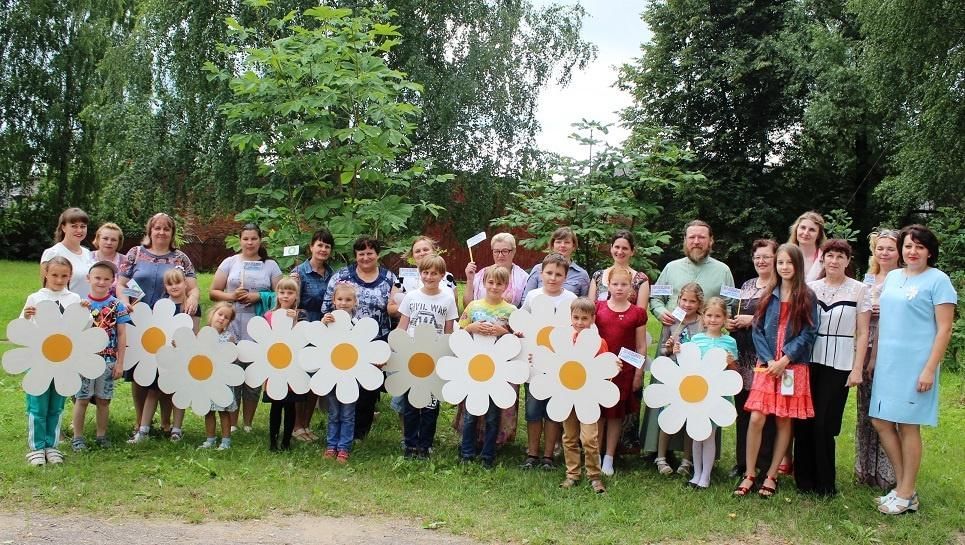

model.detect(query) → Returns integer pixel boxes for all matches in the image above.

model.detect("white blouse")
[808,277,871,371]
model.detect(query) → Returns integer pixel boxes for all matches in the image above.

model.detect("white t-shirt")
[399,289,458,335]
[41,242,94,299]
[521,287,576,312]
[21,288,83,318]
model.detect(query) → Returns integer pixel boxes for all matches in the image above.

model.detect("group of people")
[18,208,956,514]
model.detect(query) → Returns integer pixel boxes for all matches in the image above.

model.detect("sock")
[171,427,182,434]
[698,436,716,488]
[690,440,703,485]
[220,437,231,448]
[139,425,150,435]
[602,454,614,475]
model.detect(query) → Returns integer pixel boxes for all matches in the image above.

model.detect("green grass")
[0,259,963,544]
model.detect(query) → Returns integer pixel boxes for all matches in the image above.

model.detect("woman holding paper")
[209,223,283,433]
[727,239,779,478]
[464,232,529,307]
[118,212,200,439]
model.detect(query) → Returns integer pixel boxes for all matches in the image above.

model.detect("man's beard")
[686,247,709,262]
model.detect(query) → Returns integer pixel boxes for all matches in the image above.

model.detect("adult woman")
[120,213,200,441]
[92,223,125,270]
[209,224,283,433]
[41,207,94,298]
[398,236,458,309]
[855,229,899,489]
[323,235,399,440]
[735,244,818,498]
[290,228,336,440]
[521,226,590,300]
[871,225,956,514]
[794,239,870,496]
[464,232,529,307]
[588,230,650,454]
[727,239,779,477]
[788,211,827,282]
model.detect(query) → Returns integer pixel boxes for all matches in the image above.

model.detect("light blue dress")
[869,268,957,426]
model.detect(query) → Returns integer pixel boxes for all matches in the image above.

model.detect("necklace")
[820,278,847,301]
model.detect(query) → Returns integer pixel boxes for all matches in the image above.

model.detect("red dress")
[744,303,814,418]
[594,301,647,419]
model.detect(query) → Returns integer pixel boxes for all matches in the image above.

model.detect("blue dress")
[869,268,957,426]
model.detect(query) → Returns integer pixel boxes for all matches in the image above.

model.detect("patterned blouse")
[591,268,650,305]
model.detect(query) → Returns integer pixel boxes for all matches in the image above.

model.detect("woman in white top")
[794,239,870,495]
[40,207,94,298]
[788,211,827,282]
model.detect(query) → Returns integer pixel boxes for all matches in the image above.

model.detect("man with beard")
[649,220,735,326]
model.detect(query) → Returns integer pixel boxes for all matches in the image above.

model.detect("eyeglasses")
[752,255,774,262]
[871,229,899,241]
[492,249,513,256]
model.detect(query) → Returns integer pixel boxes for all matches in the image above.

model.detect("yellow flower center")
[188,355,214,381]
[679,374,709,403]
[267,342,292,369]
[536,326,554,352]
[42,334,72,363]
[559,361,587,390]
[468,354,495,382]
[332,343,359,371]
[408,352,435,378]
[141,327,166,354]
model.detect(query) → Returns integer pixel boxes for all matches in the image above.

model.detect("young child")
[560,297,611,493]
[22,257,82,465]
[593,267,648,477]
[458,266,515,468]
[263,278,305,451]
[396,254,457,459]
[520,253,575,470]
[163,267,202,330]
[683,296,738,489]
[198,302,239,450]
[322,282,361,462]
[71,261,132,451]
[643,281,705,477]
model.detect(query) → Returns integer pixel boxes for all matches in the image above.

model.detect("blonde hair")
[92,222,124,250]
[274,277,300,310]
[788,211,826,248]
[333,282,358,302]
[867,228,899,275]
[162,267,186,286]
[42,256,73,288]
[570,297,596,317]
[408,236,439,260]
[609,266,633,284]
[207,301,236,324]
[141,212,177,250]
[679,282,705,309]
[703,296,729,319]
[483,265,509,285]
[418,253,446,274]
[491,232,516,250]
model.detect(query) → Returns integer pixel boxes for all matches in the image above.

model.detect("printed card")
[466,231,487,247]
[781,368,795,396]
[671,306,688,322]
[283,245,300,257]
[650,284,673,297]
[618,347,645,369]
[399,267,419,279]
[720,285,742,299]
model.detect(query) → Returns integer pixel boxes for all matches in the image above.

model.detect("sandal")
[878,493,919,515]
[169,429,183,443]
[733,475,755,497]
[292,429,311,442]
[676,459,693,478]
[336,451,350,463]
[758,475,778,498]
[655,457,673,475]
[540,456,555,470]
[26,449,46,466]
[559,478,578,489]
[323,448,337,459]
[590,479,607,494]
[44,448,64,464]
[777,461,793,476]
[519,455,539,470]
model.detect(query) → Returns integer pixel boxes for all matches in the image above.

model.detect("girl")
[322,282,360,462]
[22,257,82,465]
[199,303,239,450]
[594,267,647,477]
[684,297,738,489]
[130,268,198,444]
[735,244,818,498]
[264,278,305,451]
[643,282,704,477]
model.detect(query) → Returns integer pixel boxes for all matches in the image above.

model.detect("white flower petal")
[334,378,361,404]
[464,390,492,416]
[658,403,687,435]
[572,397,602,425]
[2,347,34,374]
[441,381,468,405]
[51,370,82,398]
[650,356,681,384]
[310,372,337,397]
[546,394,575,423]
[685,413,713,442]
[22,367,54,396]
[6,318,35,345]
[490,382,517,410]
[707,397,738,428]
[354,364,385,391]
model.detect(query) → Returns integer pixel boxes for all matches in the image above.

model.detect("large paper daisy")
[437,330,528,416]
[3,301,108,396]
[124,299,194,386]
[509,294,586,380]
[384,324,452,408]
[643,343,742,441]
[238,313,311,400]
[530,327,620,424]
[157,326,244,416]
[300,310,390,403]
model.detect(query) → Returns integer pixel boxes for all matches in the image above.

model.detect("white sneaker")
[243,425,252,433]
[127,432,149,444]
[44,448,64,464]
[26,449,46,466]
[198,439,216,449]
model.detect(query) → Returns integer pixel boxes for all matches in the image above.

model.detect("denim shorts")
[77,360,115,401]
[524,384,549,422]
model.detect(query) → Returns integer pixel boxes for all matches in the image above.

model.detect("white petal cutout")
[23,367,55,396]
[441,381,468,405]
[5,318,34,345]
[572,397,603,424]
[643,383,675,408]
[658,403,688,434]
[465,390,492,416]
[686,413,713,442]
[2,347,33,374]
[650,356,682,384]
[335,378,361,404]
[707,396,739,428]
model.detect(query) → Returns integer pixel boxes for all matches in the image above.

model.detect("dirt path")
[0,511,490,545]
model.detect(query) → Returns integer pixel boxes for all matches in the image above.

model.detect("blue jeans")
[403,398,439,451]
[461,401,500,462]
[327,396,356,452]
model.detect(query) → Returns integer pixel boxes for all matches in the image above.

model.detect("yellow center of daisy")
[188,355,214,381]
[536,326,554,352]
[408,352,435,378]
[331,343,359,371]
[679,374,709,403]
[42,334,72,363]
[267,342,292,369]
[559,361,587,390]
[468,354,495,382]
[141,327,166,354]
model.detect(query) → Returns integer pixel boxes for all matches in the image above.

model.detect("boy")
[520,253,575,469]
[72,261,132,450]
[459,266,515,467]
[396,254,457,458]
[560,297,610,493]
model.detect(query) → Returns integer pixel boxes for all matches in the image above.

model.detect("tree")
[207,3,450,268]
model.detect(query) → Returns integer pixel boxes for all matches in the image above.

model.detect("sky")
[531,0,652,159]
